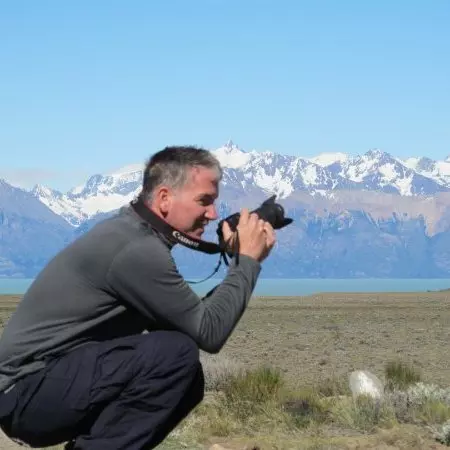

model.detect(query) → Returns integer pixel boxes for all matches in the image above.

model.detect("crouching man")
[0,146,275,449]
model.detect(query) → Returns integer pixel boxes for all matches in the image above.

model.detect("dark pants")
[0,331,204,449]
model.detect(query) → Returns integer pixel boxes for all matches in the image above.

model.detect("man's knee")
[137,331,200,374]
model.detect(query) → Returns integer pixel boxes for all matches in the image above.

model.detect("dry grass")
[165,363,450,449]
[200,352,245,392]
[164,291,450,449]
[1,292,450,449]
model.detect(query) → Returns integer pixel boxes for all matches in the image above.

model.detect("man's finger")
[239,208,250,226]
[264,222,276,247]
[247,212,259,226]
[267,233,276,249]
[263,222,275,235]
[257,219,265,232]
[221,221,237,252]
[221,220,233,242]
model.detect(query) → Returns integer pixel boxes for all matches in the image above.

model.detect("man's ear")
[154,186,172,215]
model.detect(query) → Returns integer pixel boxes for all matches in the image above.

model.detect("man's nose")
[206,204,218,220]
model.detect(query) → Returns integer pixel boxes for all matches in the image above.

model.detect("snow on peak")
[308,152,349,167]
[365,148,384,156]
[29,143,450,228]
[362,148,393,163]
[225,139,236,149]
[31,185,86,226]
[213,141,251,169]
[69,164,144,196]
[68,184,85,196]
[401,157,420,170]
[31,184,55,197]
[399,156,450,187]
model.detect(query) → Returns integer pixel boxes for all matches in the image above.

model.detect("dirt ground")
[0,292,449,449]
[221,292,450,389]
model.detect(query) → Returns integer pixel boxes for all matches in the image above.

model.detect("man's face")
[165,166,219,239]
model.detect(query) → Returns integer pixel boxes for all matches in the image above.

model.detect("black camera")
[217,195,293,243]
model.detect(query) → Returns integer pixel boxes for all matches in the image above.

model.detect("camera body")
[216,195,293,243]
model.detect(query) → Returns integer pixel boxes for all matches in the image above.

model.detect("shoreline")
[2,278,449,298]
[1,290,450,302]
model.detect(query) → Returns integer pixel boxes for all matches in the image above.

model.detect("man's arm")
[106,237,261,353]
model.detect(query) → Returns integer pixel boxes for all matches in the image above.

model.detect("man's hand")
[221,208,276,262]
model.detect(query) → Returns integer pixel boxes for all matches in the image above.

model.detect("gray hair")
[141,146,222,202]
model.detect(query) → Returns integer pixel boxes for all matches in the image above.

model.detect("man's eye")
[199,198,212,206]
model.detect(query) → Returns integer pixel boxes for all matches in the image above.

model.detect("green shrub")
[218,366,286,425]
[222,366,284,404]
[384,360,421,391]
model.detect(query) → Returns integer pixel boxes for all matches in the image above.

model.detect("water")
[1,278,450,296]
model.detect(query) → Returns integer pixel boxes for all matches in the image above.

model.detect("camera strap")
[129,196,234,283]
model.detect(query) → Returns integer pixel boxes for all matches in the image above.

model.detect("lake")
[1,278,450,296]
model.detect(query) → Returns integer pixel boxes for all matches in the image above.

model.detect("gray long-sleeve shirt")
[0,205,261,392]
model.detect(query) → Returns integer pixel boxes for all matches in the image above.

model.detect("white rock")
[349,370,384,399]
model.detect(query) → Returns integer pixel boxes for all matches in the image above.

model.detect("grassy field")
[1,291,450,449]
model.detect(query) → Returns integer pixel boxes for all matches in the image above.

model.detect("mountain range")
[2,140,450,278]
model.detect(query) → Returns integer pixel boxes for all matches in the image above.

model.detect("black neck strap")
[130,196,233,284]
[130,196,223,255]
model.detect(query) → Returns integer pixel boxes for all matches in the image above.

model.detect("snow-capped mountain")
[401,156,450,189]
[308,152,349,166]
[0,180,72,277]
[29,141,450,227]
[217,141,358,197]
[31,184,88,227]
[322,149,448,196]
[31,164,144,226]
[4,172,450,278]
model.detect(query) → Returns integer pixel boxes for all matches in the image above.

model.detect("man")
[0,146,275,449]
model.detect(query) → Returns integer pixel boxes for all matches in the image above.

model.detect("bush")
[314,375,351,397]
[200,352,243,391]
[417,400,450,424]
[190,366,295,435]
[170,359,450,447]
[222,366,284,405]
[282,388,330,428]
[384,360,421,391]
[407,382,450,406]
[331,394,397,431]
[388,382,450,425]
[432,420,450,446]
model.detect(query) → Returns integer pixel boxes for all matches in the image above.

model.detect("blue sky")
[1,0,449,190]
